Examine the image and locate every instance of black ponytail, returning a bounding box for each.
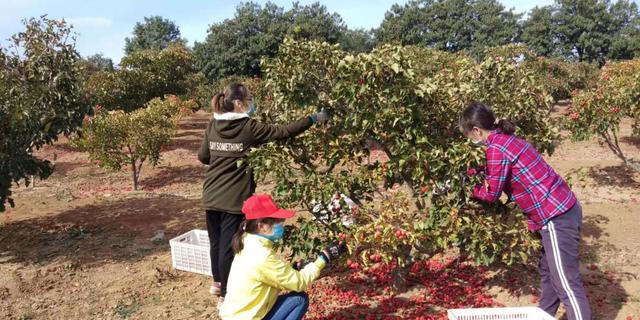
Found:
[459,101,516,135]
[231,218,279,254]
[231,220,249,254]
[211,83,250,114]
[496,118,516,135]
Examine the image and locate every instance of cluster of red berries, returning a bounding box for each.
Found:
[306,258,500,319]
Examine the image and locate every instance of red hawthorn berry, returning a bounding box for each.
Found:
[421,185,429,193]
[467,168,477,175]
[612,107,620,113]
[369,253,382,262]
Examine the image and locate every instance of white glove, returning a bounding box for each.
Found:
[314,109,329,123]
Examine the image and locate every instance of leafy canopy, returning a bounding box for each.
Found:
[0,17,90,212]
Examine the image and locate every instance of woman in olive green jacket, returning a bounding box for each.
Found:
[197,83,327,302]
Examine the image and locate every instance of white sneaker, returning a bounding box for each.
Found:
[217,297,225,317]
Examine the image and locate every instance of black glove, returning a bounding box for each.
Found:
[292,259,311,271]
[320,241,347,263]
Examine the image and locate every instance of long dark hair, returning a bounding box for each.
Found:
[232,218,279,254]
[459,101,516,135]
[211,83,250,114]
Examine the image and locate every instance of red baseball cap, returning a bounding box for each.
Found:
[242,194,296,220]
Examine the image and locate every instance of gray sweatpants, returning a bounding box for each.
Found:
[539,202,592,320]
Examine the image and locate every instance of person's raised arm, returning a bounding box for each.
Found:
[251,110,328,145]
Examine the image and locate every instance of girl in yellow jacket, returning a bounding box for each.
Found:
[219,194,346,320]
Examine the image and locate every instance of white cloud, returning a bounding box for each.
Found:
[66,17,113,29]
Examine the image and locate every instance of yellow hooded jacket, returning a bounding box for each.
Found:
[219,233,326,320]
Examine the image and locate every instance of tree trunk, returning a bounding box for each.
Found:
[131,159,139,191]
[600,131,639,172]
[391,245,413,292]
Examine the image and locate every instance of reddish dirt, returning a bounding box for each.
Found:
[1,110,638,319]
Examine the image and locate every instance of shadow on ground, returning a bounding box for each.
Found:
[485,215,629,319]
[163,138,202,152]
[52,161,89,176]
[620,136,640,149]
[179,117,209,131]
[0,194,204,269]
[139,165,203,190]
[588,165,640,189]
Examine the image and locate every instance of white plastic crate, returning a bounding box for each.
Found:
[170,229,212,276]
[448,307,555,320]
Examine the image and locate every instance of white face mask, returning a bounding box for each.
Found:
[468,129,484,146]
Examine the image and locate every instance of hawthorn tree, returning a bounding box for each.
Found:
[0,17,90,212]
[247,39,560,289]
[72,96,196,190]
[486,44,598,103]
[565,59,640,171]
[83,44,197,111]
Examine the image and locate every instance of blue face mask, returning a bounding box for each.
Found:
[258,223,284,242]
[246,102,257,117]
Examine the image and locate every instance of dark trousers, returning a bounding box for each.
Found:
[539,202,592,320]
[206,210,244,297]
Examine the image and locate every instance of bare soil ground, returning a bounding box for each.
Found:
[1,110,638,319]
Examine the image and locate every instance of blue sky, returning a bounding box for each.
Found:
[1,0,558,62]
